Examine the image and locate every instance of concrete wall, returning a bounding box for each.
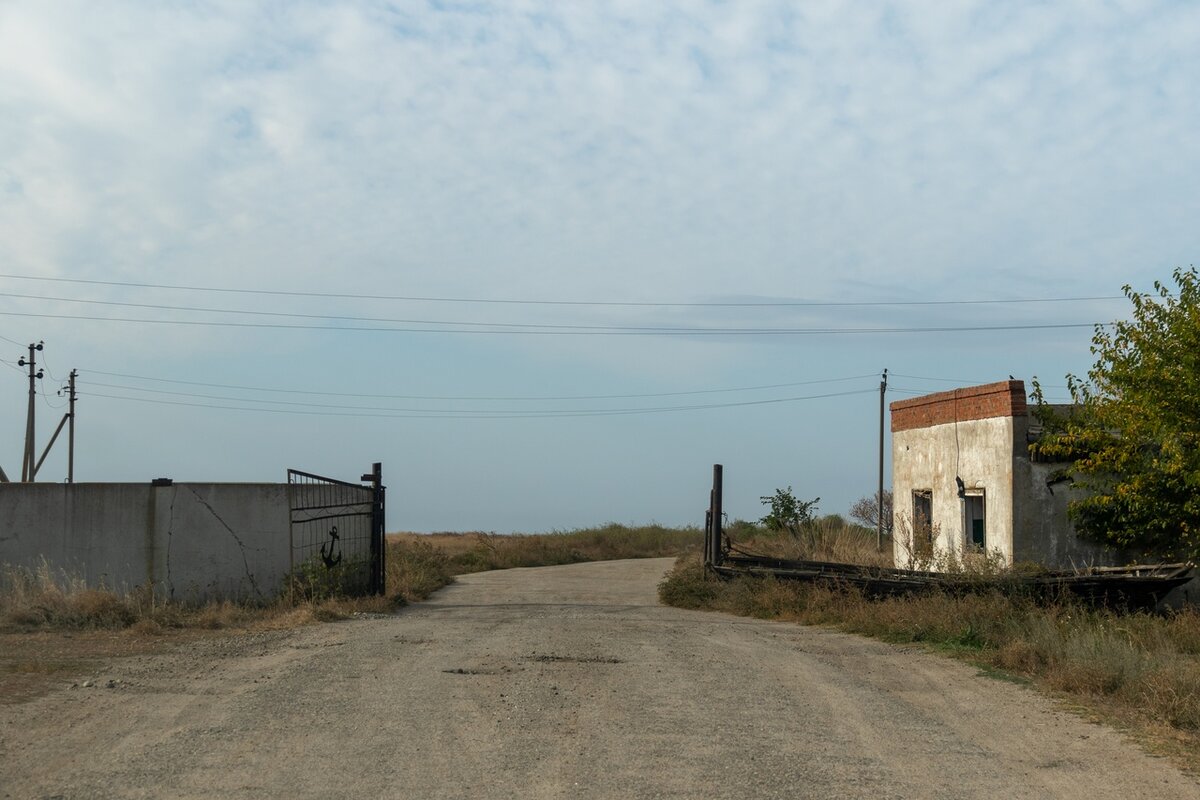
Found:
[1012,455,1122,568]
[0,482,293,602]
[892,416,1015,567]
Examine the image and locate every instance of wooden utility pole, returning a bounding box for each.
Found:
[19,341,43,482]
[878,368,888,552]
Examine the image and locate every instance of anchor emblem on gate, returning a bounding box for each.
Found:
[321,525,343,569]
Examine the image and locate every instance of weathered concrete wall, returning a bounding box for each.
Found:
[0,483,291,602]
[892,416,1015,567]
[1012,456,1122,568]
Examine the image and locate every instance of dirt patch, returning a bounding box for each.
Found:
[0,629,225,705]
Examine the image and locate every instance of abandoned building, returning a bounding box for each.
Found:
[890,380,1118,570]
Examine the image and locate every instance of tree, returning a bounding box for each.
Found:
[849,490,893,536]
[759,487,819,538]
[1031,267,1200,561]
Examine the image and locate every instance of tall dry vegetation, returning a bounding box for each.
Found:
[726,514,894,567]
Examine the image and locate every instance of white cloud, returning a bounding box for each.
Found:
[0,1,1195,520]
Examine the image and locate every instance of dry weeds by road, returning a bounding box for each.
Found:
[2,558,1196,799]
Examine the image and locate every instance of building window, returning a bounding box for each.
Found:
[912,490,933,556]
[964,492,986,549]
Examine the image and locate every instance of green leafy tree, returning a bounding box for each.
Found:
[759,487,819,539]
[1031,267,1200,561]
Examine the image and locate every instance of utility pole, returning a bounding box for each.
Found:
[19,341,43,482]
[31,369,78,482]
[67,369,77,483]
[878,368,888,552]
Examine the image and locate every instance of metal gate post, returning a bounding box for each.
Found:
[711,464,724,567]
[361,462,385,595]
[704,508,713,567]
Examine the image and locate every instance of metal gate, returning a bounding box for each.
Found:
[287,463,385,597]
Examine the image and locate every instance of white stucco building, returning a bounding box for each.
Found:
[890,380,1119,570]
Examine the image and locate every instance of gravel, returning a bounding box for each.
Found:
[1,558,1196,799]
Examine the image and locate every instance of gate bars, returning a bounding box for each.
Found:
[287,463,386,596]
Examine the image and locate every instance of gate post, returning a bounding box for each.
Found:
[704,508,713,567]
[711,464,724,568]
[362,462,385,595]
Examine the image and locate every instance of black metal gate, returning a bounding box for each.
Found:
[287,463,385,597]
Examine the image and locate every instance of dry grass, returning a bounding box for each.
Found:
[392,523,701,575]
[726,516,894,567]
[0,561,405,635]
[659,554,1200,770]
[1,524,698,635]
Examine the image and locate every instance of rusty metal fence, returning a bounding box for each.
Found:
[287,463,385,597]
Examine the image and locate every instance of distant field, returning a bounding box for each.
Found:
[389,523,702,576]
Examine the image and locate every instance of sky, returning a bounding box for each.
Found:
[0,1,1197,532]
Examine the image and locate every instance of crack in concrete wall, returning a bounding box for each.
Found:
[2,482,293,603]
[165,486,178,599]
[186,486,265,601]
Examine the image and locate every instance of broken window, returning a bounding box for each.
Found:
[912,490,933,557]
[964,492,986,549]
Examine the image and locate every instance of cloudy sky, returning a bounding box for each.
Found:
[1,1,1196,531]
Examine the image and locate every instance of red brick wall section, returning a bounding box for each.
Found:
[890,380,1027,432]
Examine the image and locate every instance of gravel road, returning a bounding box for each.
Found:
[2,558,1196,799]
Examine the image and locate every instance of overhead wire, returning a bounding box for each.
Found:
[0,309,1108,336]
[82,387,879,419]
[79,369,878,401]
[892,372,1069,389]
[0,272,1126,308]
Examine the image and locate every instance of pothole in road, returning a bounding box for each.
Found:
[524,654,624,664]
[393,636,436,645]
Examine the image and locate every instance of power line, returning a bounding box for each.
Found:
[80,369,877,401]
[891,373,1071,390]
[0,291,728,332]
[0,309,1108,336]
[0,292,1114,336]
[82,387,878,419]
[84,378,882,414]
[889,386,1075,403]
[38,380,67,409]
[0,272,1125,308]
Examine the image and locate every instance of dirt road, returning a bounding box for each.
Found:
[2,558,1196,799]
